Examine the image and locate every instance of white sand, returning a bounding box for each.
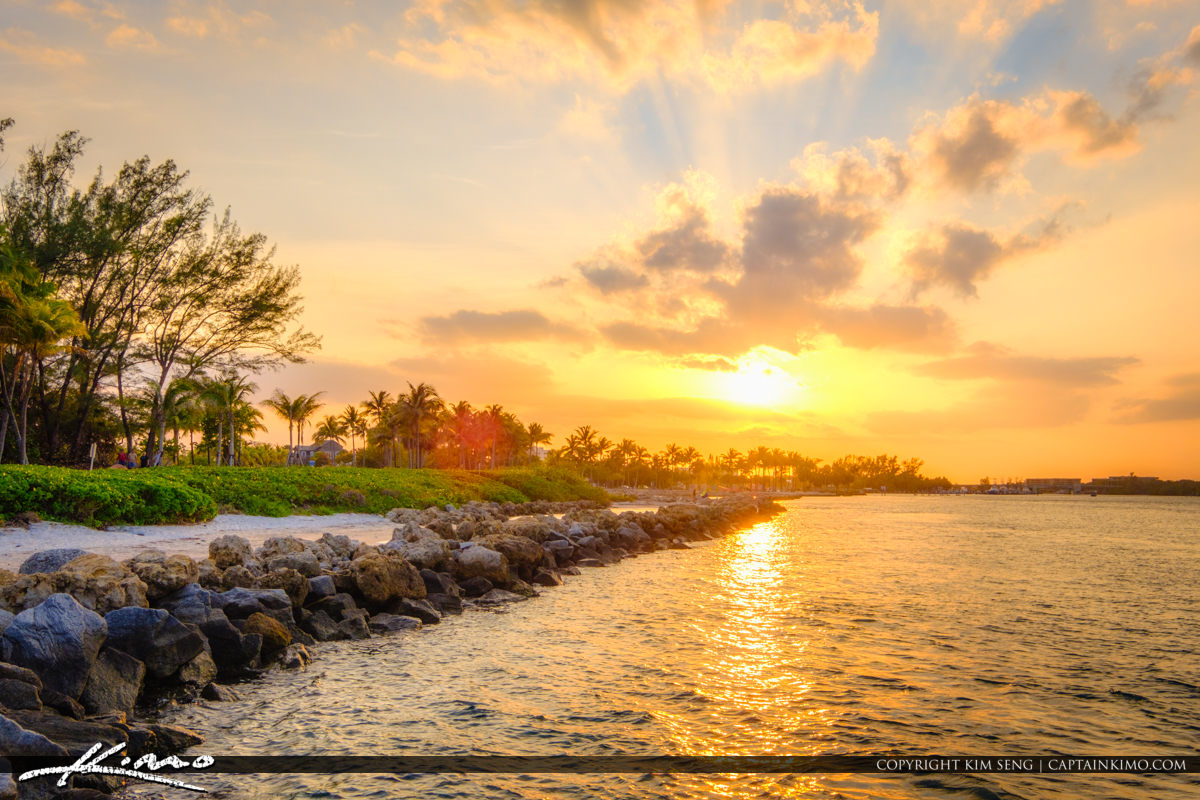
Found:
[0,513,398,571]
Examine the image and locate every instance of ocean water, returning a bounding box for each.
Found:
[129,495,1199,799]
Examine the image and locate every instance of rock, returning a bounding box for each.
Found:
[278,643,310,670]
[472,534,544,575]
[382,523,453,570]
[0,663,42,689]
[457,576,494,597]
[347,552,426,607]
[255,536,306,561]
[264,551,320,578]
[143,722,204,752]
[0,609,12,635]
[474,589,528,605]
[176,648,218,688]
[209,535,253,569]
[40,688,85,719]
[307,593,358,621]
[336,610,370,640]
[217,587,293,622]
[531,569,562,587]
[254,568,309,607]
[453,545,509,586]
[2,709,123,756]
[368,613,422,635]
[201,683,241,701]
[2,594,106,699]
[0,678,41,710]
[0,774,13,800]
[508,579,539,598]
[80,648,144,715]
[670,538,691,550]
[418,569,461,598]
[243,612,290,652]
[426,593,463,615]
[0,713,68,756]
[221,564,256,589]
[123,551,199,601]
[577,558,603,567]
[559,565,582,576]
[17,550,88,575]
[299,609,343,642]
[159,585,261,674]
[56,554,149,614]
[317,532,359,559]
[104,607,205,679]
[307,575,336,599]
[197,558,222,589]
[391,598,440,625]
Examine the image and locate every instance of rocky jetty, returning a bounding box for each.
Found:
[0,494,782,799]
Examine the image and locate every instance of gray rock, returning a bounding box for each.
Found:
[0,662,42,689]
[265,551,320,577]
[176,648,218,688]
[201,683,241,702]
[453,544,509,586]
[0,713,68,756]
[279,643,311,670]
[80,647,145,715]
[299,609,343,641]
[307,574,336,600]
[426,593,463,615]
[336,610,370,640]
[208,535,252,569]
[458,576,493,597]
[104,607,205,679]
[17,549,88,575]
[419,569,461,597]
[368,613,422,635]
[159,584,259,674]
[306,592,358,621]
[531,569,563,587]
[1,594,106,699]
[217,587,292,622]
[0,678,41,710]
[0,609,14,635]
[474,589,529,605]
[391,598,440,624]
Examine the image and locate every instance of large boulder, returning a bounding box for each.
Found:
[80,647,145,715]
[57,554,149,614]
[208,535,253,569]
[264,551,320,577]
[17,549,88,575]
[2,594,106,699]
[473,534,545,574]
[0,713,69,757]
[159,585,261,674]
[242,612,290,653]
[369,613,422,635]
[221,564,256,589]
[381,523,453,570]
[453,544,509,586]
[254,568,309,607]
[124,551,199,601]
[255,536,306,561]
[316,533,359,560]
[0,572,58,613]
[103,607,206,679]
[217,587,293,622]
[0,677,41,710]
[346,552,426,607]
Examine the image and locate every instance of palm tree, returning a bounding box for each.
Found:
[526,421,551,462]
[401,382,443,468]
[262,390,299,463]
[341,405,366,466]
[293,392,325,456]
[363,390,391,425]
[313,415,347,445]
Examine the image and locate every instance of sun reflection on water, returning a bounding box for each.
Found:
[654,517,833,797]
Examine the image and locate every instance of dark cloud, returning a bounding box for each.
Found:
[820,304,956,351]
[578,262,650,293]
[928,103,1019,192]
[418,309,586,344]
[1117,373,1200,423]
[915,342,1138,386]
[716,188,878,317]
[905,210,1069,297]
[637,207,731,272]
[1057,92,1137,154]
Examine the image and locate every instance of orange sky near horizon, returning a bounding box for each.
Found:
[2,0,1199,481]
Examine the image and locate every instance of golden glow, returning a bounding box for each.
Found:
[713,360,801,408]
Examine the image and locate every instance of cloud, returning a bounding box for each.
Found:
[0,28,85,67]
[915,342,1139,386]
[792,139,911,202]
[106,24,159,51]
[904,209,1069,297]
[417,309,586,345]
[324,23,366,50]
[166,2,272,40]
[637,205,731,273]
[1117,373,1200,422]
[578,261,650,294]
[675,355,740,372]
[819,304,957,351]
[716,187,879,316]
[379,0,878,93]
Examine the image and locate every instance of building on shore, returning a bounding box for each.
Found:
[1025,478,1082,494]
[292,440,344,465]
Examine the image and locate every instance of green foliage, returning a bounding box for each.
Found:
[0,466,215,526]
[0,464,608,526]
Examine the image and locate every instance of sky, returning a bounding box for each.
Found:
[2,0,1199,481]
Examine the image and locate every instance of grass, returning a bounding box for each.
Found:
[0,464,609,527]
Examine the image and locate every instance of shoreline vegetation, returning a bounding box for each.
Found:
[0,493,784,798]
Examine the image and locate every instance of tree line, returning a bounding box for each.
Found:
[0,120,317,466]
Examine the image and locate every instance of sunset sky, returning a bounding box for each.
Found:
[3,0,1199,481]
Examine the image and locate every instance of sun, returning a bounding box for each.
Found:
[715,360,798,407]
